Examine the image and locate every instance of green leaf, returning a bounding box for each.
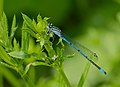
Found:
[10,15,17,43]
[57,38,64,47]
[44,42,56,57]
[77,62,91,87]
[43,17,49,26]
[22,62,49,76]
[43,17,50,21]
[0,13,9,48]
[22,28,37,38]
[22,63,32,76]
[36,14,48,33]
[0,61,17,71]
[36,22,45,33]
[13,38,20,51]
[31,61,49,66]
[65,53,75,58]
[22,13,36,33]
[0,40,5,48]
[21,22,30,52]
[1,12,8,32]
[8,51,30,59]
[38,52,47,60]
[37,14,42,23]
[56,47,61,57]
[56,47,64,57]
[0,46,13,65]
[40,38,45,48]
[32,19,37,31]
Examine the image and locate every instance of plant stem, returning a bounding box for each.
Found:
[77,62,91,87]
[0,0,3,18]
[21,74,35,87]
[58,68,71,87]
[21,28,33,87]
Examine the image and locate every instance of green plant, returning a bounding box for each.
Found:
[0,13,91,87]
[0,0,3,17]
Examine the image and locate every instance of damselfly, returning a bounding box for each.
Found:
[46,23,106,75]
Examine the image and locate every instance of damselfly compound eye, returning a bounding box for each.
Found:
[48,23,53,28]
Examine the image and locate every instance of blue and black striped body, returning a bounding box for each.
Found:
[61,36,106,75]
[46,23,107,75]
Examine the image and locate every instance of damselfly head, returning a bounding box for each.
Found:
[47,23,53,28]
[47,23,61,32]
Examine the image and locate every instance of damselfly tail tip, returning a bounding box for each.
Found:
[103,71,107,75]
[100,68,107,75]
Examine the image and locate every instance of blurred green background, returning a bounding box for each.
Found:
[1,0,120,87]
